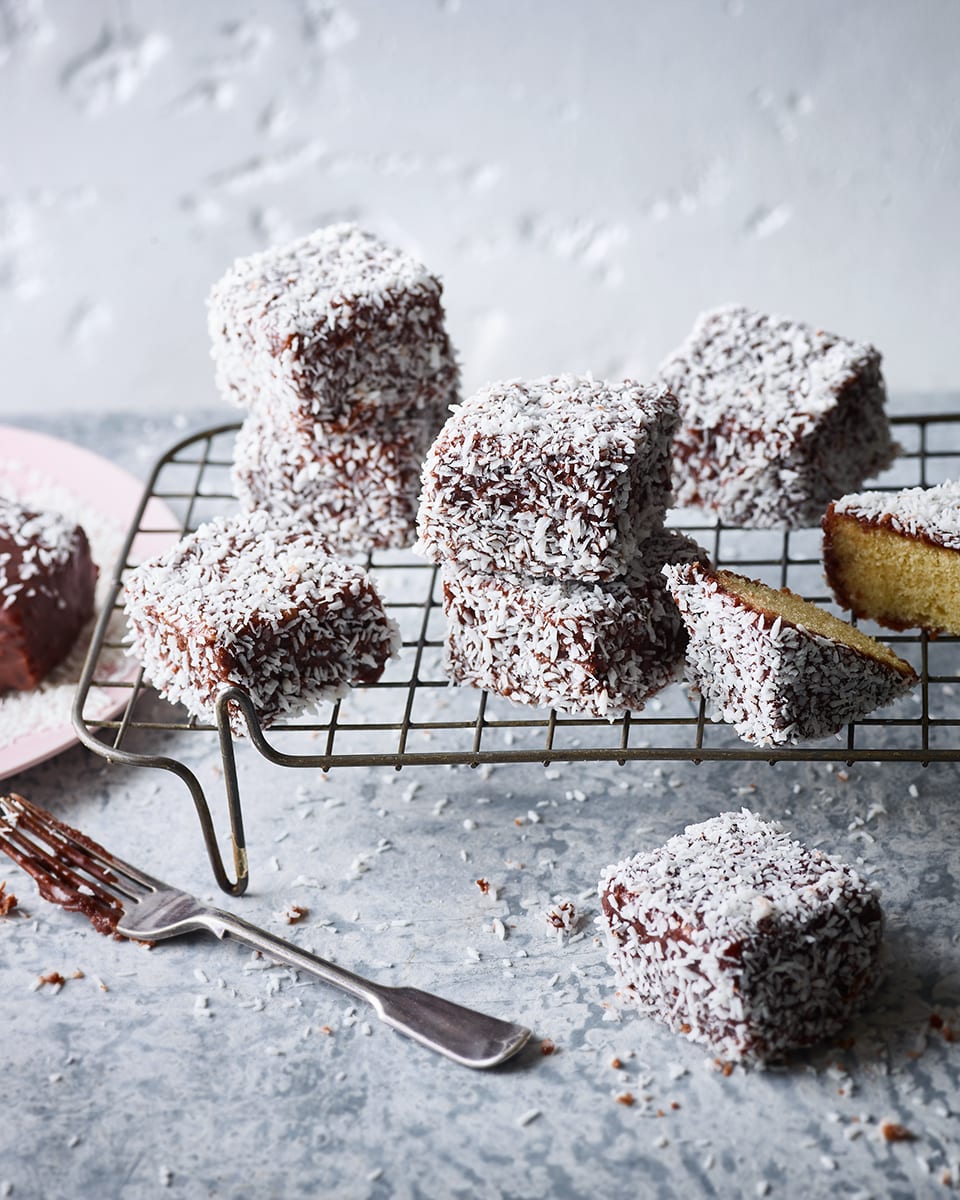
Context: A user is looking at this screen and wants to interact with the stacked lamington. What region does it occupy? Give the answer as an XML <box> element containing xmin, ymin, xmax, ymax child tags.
<box><xmin>417</xmin><ymin>375</ymin><xmax>703</xmax><ymax>718</ymax></box>
<box><xmin>209</xmin><ymin>223</ymin><xmax>460</xmax><ymax>553</ymax></box>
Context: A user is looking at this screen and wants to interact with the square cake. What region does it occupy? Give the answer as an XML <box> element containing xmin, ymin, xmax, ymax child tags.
<box><xmin>232</xmin><ymin>402</ymin><xmax>444</xmax><ymax>554</ymax></box>
<box><xmin>441</xmin><ymin>532</ymin><xmax>704</xmax><ymax>718</ymax></box>
<box><xmin>660</xmin><ymin>305</ymin><xmax>897</xmax><ymax>528</ymax></box>
<box><xmin>417</xmin><ymin>375</ymin><xmax>679</xmax><ymax>581</ymax></box>
<box><xmin>124</xmin><ymin>509</ymin><xmax>400</xmax><ymax>732</ymax></box>
<box><xmin>0</xmin><ymin>498</ymin><xmax>97</xmax><ymax>691</ymax></box>
<box><xmin>208</xmin><ymin>223</ymin><xmax>460</xmax><ymax>429</ymax></box>
<box><xmin>598</xmin><ymin>809</ymin><xmax>884</xmax><ymax>1062</ymax></box>
<box><xmin>662</xmin><ymin>560</ymin><xmax>918</xmax><ymax>745</ymax></box>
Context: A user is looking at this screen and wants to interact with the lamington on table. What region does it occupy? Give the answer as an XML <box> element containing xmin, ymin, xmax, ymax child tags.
<box><xmin>417</xmin><ymin>375</ymin><xmax>679</xmax><ymax>582</ymax></box>
<box><xmin>598</xmin><ymin>809</ymin><xmax>884</xmax><ymax>1062</ymax></box>
<box><xmin>232</xmin><ymin>402</ymin><xmax>443</xmax><ymax>555</ymax></box>
<box><xmin>823</xmin><ymin>480</ymin><xmax>960</xmax><ymax>635</ymax></box>
<box><xmin>208</xmin><ymin>222</ymin><xmax>460</xmax><ymax>430</ymax></box>
<box><xmin>441</xmin><ymin>532</ymin><xmax>705</xmax><ymax>719</ymax></box>
<box><xmin>659</xmin><ymin>305</ymin><xmax>897</xmax><ymax>528</ymax></box>
<box><xmin>0</xmin><ymin>498</ymin><xmax>97</xmax><ymax>691</ymax></box>
<box><xmin>123</xmin><ymin>509</ymin><xmax>400</xmax><ymax>733</ymax></box>
<box><xmin>662</xmin><ymin>560</ymin><xmax>918</xmax><ymax>745</ymax></box>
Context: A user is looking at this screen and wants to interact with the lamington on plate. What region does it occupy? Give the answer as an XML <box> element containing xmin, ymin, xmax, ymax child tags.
<box><xmin>660</xmin><ymin>305</ymin><xmax>897</xmax><ymax>528</ymax></box>
<box><xmin>0</xmin><ymin>498</ymin><xmax>97</xmax><ymax>691</ymax></box>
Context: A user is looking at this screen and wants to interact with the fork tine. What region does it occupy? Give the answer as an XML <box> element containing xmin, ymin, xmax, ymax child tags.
<box><xmin>1</xmin><ymin>794</ymin><xmax>164</xmax><ymax>892</ymax></box>
<box><xmin>0</xmin><ymin>794</ymin><xmax>161</xmax><ymax>936</ymax></box>
<box><xmin>0</xmin><ymin>818</ymin><xmax>126</xmax><ymax>935</ymax></box>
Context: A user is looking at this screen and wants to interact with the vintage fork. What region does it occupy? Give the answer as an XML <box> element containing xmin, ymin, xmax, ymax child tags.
<box><xmin>0</xmin><ymin>793</ymin><xmax>531</xmax><ymax>1069</ymax></box>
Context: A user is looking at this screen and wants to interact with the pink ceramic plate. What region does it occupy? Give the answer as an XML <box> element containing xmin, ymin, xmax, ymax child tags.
<box><xmin>0</xmin><ymin>425</ymin><xmax>178</xmax><ymax>782</ymax></box>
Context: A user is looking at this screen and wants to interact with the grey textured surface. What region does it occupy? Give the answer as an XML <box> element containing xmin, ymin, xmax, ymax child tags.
<box><xmin>2</xmin><ymin>412</ymin><xmax>960</xmax><ymax>1200</ymax></box>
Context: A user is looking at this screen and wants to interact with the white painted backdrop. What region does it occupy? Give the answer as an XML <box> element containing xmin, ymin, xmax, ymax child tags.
<box><xmin>2</xmin><ymin>0</ymin><xmax>959</xmax><ymax>415</ymax></box>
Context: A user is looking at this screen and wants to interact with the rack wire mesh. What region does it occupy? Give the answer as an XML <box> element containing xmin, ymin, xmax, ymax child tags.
<box><xmin>73</xmin><ymin>413</ymin><xmax>960</xmax><ymax>893</ymax></box>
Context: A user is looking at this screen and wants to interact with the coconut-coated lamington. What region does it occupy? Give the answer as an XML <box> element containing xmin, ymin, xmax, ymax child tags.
<box><xmin>123</xmin><ymin>510</ymin><xmax>400</xmax><ymax>732</ymax></box>
<box><xmin>442</xmin><ymin>532</ymin><xmax>704</xmax><ymax>719</ymax></box>
<box><xmin>598</xmin><ymin>809</ymin><xmax>884</xmax><ymax>1062</ymax></box>
<box><xmin>208</xmin><ymin>223</ymin><xmax>460</xmax><ymax>428</ymax></box>
<box><xmin>660</xmin><ymin>305</ymin><xmax>897</xmax><ymax>528</ymax></box>
<box><xmin>0</xmin><ymin>498</ymin><xmax>97</xmax><ymax>691</ymax></box>
<box><xmin>417</xmin><ymin>375</ymin><xmax>679</xmax><ymax>582</ymax></box>
<box><xmin>232</xmin><ymin>401</ymin><xmax>444</xmax><ymax>554</ymax></box>
<box><xmin>823</xmin><ymin>480</ymin><xmax>960</xmax><ymax>636</ymax></box>
<box><xmin>662</xmin><ymin>560</ymin><xmax>917</xmax><ymax>745</ymax></box>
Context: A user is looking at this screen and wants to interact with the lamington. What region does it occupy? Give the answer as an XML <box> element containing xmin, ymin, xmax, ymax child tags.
<box><xmin>232</xmin><ymin>401</ymin><xmax>444</xmax><ymax>554</ymax></box>
<box><xmin>823</xmin><ymin>480</ymin><xmax>960</xmax><ymax>635</ymax></box>
<box><xmin>660</xmin><ymin>305</ymin><xmax>897</xmax><ymax>528</ymax></box>
<box><xmin>662</xmin><ymin>561</ymin><xmax>917</xmax><ymax>745</ymax></box>
<box><xmin>598</xmin><ymin>809</ymin><xmax>884</xmax><ymax>1062</ymax></box>
<box><xmin>208</xmin><ymin>223</ymin><xmax>460</xmax><ymax>429</ymax></box>
<box><xmin>0</xmin><ymin>498</ymin><xmax>97</xmax><ymax>691</ymax></box>
<box><xmin>417</xmin><ymin>375</ymin><xmax>679</xmax><ymax>582</ymax></box>
<box><xmin>442</xmin><ymin>532</ymin><xmax>705</xmax><ymax>719</ymax></box>
<box><xmin>123</xmin><ymin>509</ymin><xmax>400</xmax><ymax>733</ymax></box>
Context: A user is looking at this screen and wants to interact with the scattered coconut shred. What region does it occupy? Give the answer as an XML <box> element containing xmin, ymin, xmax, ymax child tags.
<box><xmin>0</xmin><ymin>458</ymin><xmax>127</xmax><ymax>751</ymax></box>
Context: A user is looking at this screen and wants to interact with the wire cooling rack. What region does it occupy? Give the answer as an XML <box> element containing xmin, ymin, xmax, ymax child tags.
<box><xmin>73</xmin><ymin>413</ymin><xmax>960</xmax><ymax>893</ymax></box>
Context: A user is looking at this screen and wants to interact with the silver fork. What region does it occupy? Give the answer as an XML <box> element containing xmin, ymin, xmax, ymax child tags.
<box><xmin>0</xmin><ymin>793</ymin><xmax>531</xmax><ymax>1069</ymax></box>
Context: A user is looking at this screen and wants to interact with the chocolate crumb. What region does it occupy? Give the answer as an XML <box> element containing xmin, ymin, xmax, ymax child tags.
<box><xmin>539</xmin><ymin>1038</ymin><xmax>556</xmax><ymax>1056</ymax></box>
<box><xmin>38</xmin><ymin>971</ymin><xmax>66</xmax><ymax>988</ymax></box>
<box><xmin>282</xmin><ymin>904</ymin><xmax>308</xmax><ymax>925</ymax></box>
<box><xmin>0</xmin><ymin>881</ymin><xmax>18</xmax><ymax>917</ymax></box>
<box><xmin>475</xmin><ymin>878</ymin><xmax>491</xmax><ymax>895</ymax></box>
<box><xmin>880</xmin><ymin>1121</ymin><xmax>916</xmax><ymax>1143</ymax></box>
<box><xmin>611</xmin><ymin>1057</ymin><xmax>623</xmax><ymax>1070</ymax></box>
<box><xmin>616</xmin><ymin>1093</ymin><xmax>635</xmax><ymax>1107</ymax></box>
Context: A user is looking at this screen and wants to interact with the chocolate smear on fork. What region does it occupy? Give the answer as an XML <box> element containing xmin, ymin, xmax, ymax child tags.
<box><xmin>0</xmin><ymin>793</ymin><xmax>125</xmax><ymax>936</ymax></box>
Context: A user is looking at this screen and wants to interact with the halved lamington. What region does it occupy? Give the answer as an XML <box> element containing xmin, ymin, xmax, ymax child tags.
<box><xmin>660</xmin><ymin>305</ymin><xmax>897</xmax><ymax>528</ymax></box>
<box><xmin>208</xmin><ymin>223</ymin><xmax>460</xmax><ymax>429</ymax></box>
<box><xmin>124</xmin><ymin>509</ymin><xmax>400</xmax><ymax>733</ymax></box>
<box><xmin>417</xmin><ymin>375</ymin><xmax>679</xmax><ymax>581</ymax></box>
<box><xmin>442</xmin><ymin>532</ymin><xmax>704</xmax><ymax>719</ymax></box>
<box><xmin>662</xmin><ymin>561</ymin><xmax>917</xmax><ymax>745</ymax></box>
<box><xmin>0</xmin><ymin>498</ymin><xmax>98</xmax><ymax>690</ymax></box>
<box><xmin>823</xmin><ymin>480</ymin><xmax>960</xmax><ymax>635</ymax></box>
<box><xmin>598</xmin><ymin>809</ymin><xmax>884</xmax><ymax>1062</ymax></box>
<box><xmin>232</xmin><ymin>402</ymin><xmax>444</xmax><ymax>554</ymax></box>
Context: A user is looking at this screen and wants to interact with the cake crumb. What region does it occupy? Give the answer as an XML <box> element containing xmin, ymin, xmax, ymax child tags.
<box><xmin>279</xmin><ymin>903</ymin><xmax>308</xmax><ymax>925</ymax></box>
<box><xmin>616</xmin><ymin>1092</ymin><xmax>635</xmax><ymax>1106</ymax></box>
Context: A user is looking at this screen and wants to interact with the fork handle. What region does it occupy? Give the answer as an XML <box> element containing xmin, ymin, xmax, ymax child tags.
<box><xmin>201</xmin><ymin>909</ymin><xmax>531</xmax><ymax>1069</ymax></box>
